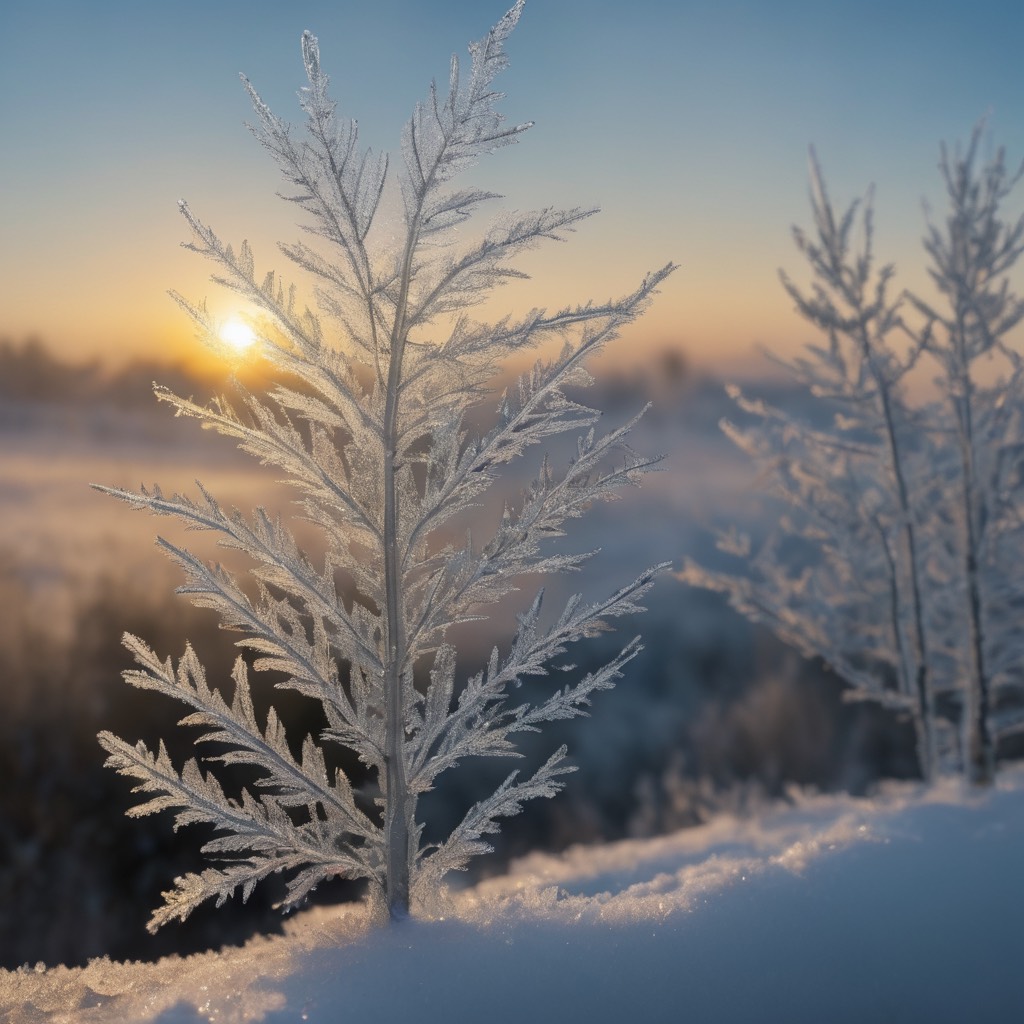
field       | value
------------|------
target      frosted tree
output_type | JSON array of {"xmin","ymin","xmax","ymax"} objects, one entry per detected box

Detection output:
[
  {"xmin": 96, "ymin": 1, "xmax": 674, "ymax": 927},
  {"xmin": 907, "ymin": 128, "xmax": 1024, "ymax": 785},
  {"xmin": 681, "ymin": 132, "xmax": 1024, "ymax": 784},
  {"xmin": 680, "ymin": 154, "xmax": 940, "ymax": 780}
]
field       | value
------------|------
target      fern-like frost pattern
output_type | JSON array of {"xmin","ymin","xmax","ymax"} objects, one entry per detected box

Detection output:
[{"xmin": 97, "ymin": 1, "xmax": 674, "ymax": 927}]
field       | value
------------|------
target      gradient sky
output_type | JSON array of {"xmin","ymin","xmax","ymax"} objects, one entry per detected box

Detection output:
[{"xmin": 1, "ymin": 0, "xmax": 1022, "ymax": 375}]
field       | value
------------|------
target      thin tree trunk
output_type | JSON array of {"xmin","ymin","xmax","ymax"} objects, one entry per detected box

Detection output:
[
  {"xmin": 962, "ymin": 540, "xmax": 995, "ymax": 785},
  {"xmin": 381, "ymin": 167, "xmax": 439, "ymax": 914},
  {"xmin": 383, "ymin": 418, "xmax": 413, "ymax": 915},
  {"xmin": 381, "ymin": 234, "xmax": 417, "ymax": 920},
  {"xmin": 955, "ymin": 358, "xmax": 995, "ymax": 786},
  {"xmin": 860, "ymin": 331, "xmax": 935, "ymax": 781}
]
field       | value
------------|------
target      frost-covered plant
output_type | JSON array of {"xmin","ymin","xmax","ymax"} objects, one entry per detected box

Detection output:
[
  {"xmin": 681, "ymin": 129, "xmax": 1024, "ymax": 785},
  {"xmin": 96, "ymin": 1, "xmax": 673, "ymax": 927},
  {"xmin": 907, "ymin": 128, "xmax": 1024, "ymax": 784},
  {"xmin": 680, "ymin": 153, "xmax": 941, "ymax": 781}
]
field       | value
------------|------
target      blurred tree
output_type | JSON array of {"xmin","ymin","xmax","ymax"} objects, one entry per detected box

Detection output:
[{"xmin": 682, "ymin": 127, "xmax": 1024, "ymax": 785}]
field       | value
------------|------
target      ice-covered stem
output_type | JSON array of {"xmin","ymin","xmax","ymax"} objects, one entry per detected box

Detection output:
[
  {"xmin": 908, "ymin": 126, "xmax": 1024, "ymax": 785},
  {"xmin": 377, "ymin": 0, "xmax": 536, "ymax": 921},
  {"xmin": 381, "ymin": 229, "xmax": 414, "ymax": 919}
]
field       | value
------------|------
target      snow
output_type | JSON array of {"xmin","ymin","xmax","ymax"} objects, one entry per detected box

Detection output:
[{"xmin": 4, "ymin": 767, "xmax": 1022, "ymax": 1023}]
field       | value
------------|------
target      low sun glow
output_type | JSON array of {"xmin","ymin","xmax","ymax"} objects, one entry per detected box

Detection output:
[{"xmin": 219, "ymin": 319, "xmax": 257, "ymax": 352}]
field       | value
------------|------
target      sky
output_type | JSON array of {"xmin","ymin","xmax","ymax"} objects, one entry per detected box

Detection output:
[{"xmin": 1, "ymin": 0, "xmax": 1023, "ymax": 376}]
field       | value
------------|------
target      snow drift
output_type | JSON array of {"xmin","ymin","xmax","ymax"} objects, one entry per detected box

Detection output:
[{"xmin": 4, "ymin": 766, "xmax": 1021, "ymax": 1023}]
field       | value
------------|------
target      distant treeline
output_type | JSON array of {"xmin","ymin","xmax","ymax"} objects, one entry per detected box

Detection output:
[
  {"xmin": 0, "ymin": 338, "xmax": 230, "ymax": 409},
  {"xmin": 0, "ymin": 337, "xmax": 699, "ymax": 414}
]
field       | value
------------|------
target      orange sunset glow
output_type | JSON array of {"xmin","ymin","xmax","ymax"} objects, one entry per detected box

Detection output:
[
  {"xmin": 3, "ymin": 2, "xmax": 1021, "ymax": 377},
  {"xmin": 218, "ymin": 318, "xmax": 257, "ymax": 353}
]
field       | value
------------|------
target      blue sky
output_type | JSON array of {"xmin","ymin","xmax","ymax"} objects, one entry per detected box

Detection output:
[{"xmin": 1, "ymin": 0, "xmax": 1022, "ymax": 373}]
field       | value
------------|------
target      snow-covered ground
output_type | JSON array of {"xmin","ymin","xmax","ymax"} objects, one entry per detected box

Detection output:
[
  {"xmin": 4, "ymin": 767, "xmax": 1021, "ymax": 1023},
  {"xmin": 2, "ymin": 385, "xmax": 1020, "ymax": 1020}
]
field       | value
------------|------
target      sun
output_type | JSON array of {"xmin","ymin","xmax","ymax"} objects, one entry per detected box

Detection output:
[{"xmin": 219, "ymin": 319, "xmax": 257, "ymax": 352}]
